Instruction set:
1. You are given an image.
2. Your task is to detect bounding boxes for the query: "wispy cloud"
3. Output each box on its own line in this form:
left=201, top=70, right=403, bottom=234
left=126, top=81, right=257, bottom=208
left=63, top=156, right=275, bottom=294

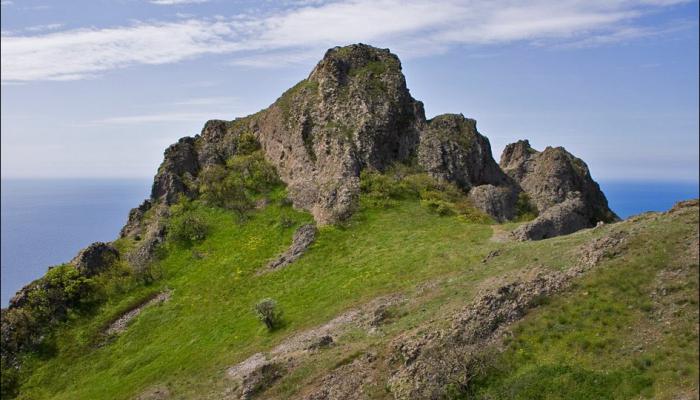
left=0, top=1, right=13, bottom=6
left=150, top=0, right=209, bottom=4
left=78, top=112, right=219, bottom=126
left=167, top=96, right=239, bottom=106
left=78, top=97, right=241, bottom=126
left=25, top=23, right=64, bottom=33
left=1, top=0, right=693, bottom=82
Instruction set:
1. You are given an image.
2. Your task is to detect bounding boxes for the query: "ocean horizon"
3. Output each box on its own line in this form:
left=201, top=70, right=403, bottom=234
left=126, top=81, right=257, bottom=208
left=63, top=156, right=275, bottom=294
left=1, top=178, right=697, bottom=306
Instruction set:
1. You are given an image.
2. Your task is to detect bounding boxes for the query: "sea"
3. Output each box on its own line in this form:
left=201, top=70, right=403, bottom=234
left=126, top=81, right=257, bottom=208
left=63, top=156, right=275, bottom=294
left=1, top=179, right=698, bottom=306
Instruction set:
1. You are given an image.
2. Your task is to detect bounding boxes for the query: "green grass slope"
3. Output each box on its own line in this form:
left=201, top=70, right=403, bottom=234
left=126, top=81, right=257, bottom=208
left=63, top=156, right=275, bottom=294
left=10, top=194, right=699, bottom=400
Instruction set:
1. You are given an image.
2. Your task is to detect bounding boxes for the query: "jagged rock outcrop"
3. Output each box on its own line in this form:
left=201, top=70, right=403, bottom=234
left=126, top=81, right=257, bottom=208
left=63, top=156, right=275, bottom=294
left=126, top=204, right=169, bottom=271
left=136, top=44, right=426, bottom=226
left=511, top=195, right=590, bottom=241
left=418, top=114, right=519, bottom=221
left=120, top=199, right=152, bottom=239
left=500, top=139, right=617, bottom=221
left=500, top=140, right=618, bottom=239
left=151, top=137, right=200, bottom=205
left=124, top=44, right=614, bottom=237
left=252, top=44, right=426, bottom=223
left=418, top=114, right=508, bottom=190
left=70, top=242, right=119, bottom=277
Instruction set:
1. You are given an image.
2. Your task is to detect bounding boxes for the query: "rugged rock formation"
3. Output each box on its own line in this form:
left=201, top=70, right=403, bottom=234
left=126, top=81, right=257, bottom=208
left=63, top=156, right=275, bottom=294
left=126, top=204, right=169, bottom=271
left=70, top=242, right=119, bottom=277
left=418, top=114, right=519, bottom=221
left=139, top=44, right=426, bottom=225
left=120, top=199, right=153, bottom=239
left=151, top=137, right=200, bottom=205
left=500, top=139, right=617, bottom=221
left=122, top=43, right=614, bottom=237
left=419, top=114, right=507, bottom=190
left=500, top=140, right=618, bottom=239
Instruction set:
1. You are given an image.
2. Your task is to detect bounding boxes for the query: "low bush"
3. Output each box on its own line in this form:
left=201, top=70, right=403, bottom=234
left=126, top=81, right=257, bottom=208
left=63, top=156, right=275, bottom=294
left=26, top=265, right=101, bottom=322
left=254, top=298, right=283, bottom=331
left=168, top=213, right=209, bottom=247
left=360, top=165, right=492, bottom=223
left=166, top=197, right=209, bottom=247
left=515, top=192, right=538, bottom=222
left=199, top=151, right=280, bottom=216
left=235, top=132, right=261, bottom=156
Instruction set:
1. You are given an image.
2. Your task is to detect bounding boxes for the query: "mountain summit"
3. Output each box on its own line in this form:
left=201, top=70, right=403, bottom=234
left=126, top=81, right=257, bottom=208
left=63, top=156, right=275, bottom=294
left=143, top=43, right=615, bottom=234
left=2, top=44, right=697, bottom=400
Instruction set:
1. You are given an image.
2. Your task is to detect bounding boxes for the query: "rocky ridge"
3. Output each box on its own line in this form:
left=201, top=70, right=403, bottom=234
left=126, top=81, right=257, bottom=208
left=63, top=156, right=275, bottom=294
left=1, top=44, right=623, bottom=399
left=126, top=43, right=614, bottom=242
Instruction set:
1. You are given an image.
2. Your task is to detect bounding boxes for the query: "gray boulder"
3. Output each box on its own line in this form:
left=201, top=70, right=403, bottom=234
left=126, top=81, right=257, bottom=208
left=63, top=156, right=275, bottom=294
left=418, top=114, right=509, bottom=190
left=70, top=242, right=119, bottom=277
left=467, top=184, right=519, bottom=222
left=500, top=139, right=618, bottom=224
left=511, top=195, right=590, bottom=241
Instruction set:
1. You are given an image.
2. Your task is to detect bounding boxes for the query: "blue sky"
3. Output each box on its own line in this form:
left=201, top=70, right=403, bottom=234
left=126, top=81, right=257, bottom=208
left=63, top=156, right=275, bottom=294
left=1, top=0, right=698, bottom=182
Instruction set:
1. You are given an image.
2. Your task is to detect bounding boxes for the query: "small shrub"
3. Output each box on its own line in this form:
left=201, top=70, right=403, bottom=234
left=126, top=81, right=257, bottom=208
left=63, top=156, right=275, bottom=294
left=276, top=214, right=295, bottom=229
left=27, top=265, right=100, bottom=322
left=515, top=192, right=538, bottom=222
left=199, top=164, right=252, bottom=214
left=360, top=170, right=400, bottom=208
left=254, top=298, right=283, bottom=331
left=167, top=212, right=208, bottom=247
left=235, top=132, right=261, bottom=155
left=0, top=358, right=20, bottom=399
left=454, top=199, right=494, bottom=224
left=199, top=151, right=280, bottom=216
left=420, top=197, right=455, bottom=216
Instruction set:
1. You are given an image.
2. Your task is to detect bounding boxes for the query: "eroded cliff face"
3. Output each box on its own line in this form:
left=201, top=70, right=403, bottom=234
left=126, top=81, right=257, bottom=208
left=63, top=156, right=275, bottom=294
left=138, top=43, right=615, bottom=235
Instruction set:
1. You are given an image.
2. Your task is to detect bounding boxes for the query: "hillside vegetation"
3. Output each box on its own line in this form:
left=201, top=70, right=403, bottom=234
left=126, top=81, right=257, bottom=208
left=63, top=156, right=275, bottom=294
left=1, top=43, right=697, bottom=400
left=6, top=183, right=698, bottom=399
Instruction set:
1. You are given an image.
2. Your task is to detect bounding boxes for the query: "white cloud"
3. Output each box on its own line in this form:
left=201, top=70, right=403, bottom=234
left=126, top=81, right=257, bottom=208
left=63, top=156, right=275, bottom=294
left=167, top=96, right=239, bottom=106
left=25, top=23, right=64, bottom=32
left=1, top=0, right=693, bottom=82
left=2, top=20, right=247, bottom=81
left=150, top=0, right=209, bottom=4
left=75, top=97, right=242, bottom=126
left=79, top=112, right=219, bottom=126
left=0, top=1, right=13, bottom=6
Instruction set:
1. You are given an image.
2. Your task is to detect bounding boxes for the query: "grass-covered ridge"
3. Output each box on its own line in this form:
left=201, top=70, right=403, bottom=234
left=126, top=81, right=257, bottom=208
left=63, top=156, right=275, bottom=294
left=13, top=191, right=496, bottom=399
left=5, top=165, right=698, bottom=399
left=469, top=208, right=699, bottom=399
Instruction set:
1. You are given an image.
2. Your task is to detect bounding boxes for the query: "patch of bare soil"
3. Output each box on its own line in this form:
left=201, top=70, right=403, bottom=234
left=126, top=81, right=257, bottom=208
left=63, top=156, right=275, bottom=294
left=106, top=291, right=172, bottom=336
left=223, top=294, right=405, bottom=399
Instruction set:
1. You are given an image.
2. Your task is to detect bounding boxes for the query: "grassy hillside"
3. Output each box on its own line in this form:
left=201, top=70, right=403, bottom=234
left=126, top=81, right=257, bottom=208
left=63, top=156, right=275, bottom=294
left=9, top=191, right=699, bottom=399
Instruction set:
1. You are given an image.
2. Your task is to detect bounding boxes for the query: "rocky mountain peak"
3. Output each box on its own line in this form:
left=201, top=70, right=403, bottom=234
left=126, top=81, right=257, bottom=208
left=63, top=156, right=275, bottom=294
left=500, top=139, right=535, bottom=172
left=137, top=43, right=616, bottom=238
left=308, top=44, right=403, bottom=84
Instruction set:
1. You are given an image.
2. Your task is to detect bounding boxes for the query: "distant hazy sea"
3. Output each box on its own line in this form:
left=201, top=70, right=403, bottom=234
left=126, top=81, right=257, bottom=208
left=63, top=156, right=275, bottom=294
left=1, top=179, right=151, bottom=306
left=1, top=179, right=698, bottom=306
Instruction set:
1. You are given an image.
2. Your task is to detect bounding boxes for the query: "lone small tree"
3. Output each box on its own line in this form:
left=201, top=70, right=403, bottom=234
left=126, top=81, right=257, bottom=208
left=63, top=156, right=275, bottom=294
left=254, top=298, right=282, bottom=331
